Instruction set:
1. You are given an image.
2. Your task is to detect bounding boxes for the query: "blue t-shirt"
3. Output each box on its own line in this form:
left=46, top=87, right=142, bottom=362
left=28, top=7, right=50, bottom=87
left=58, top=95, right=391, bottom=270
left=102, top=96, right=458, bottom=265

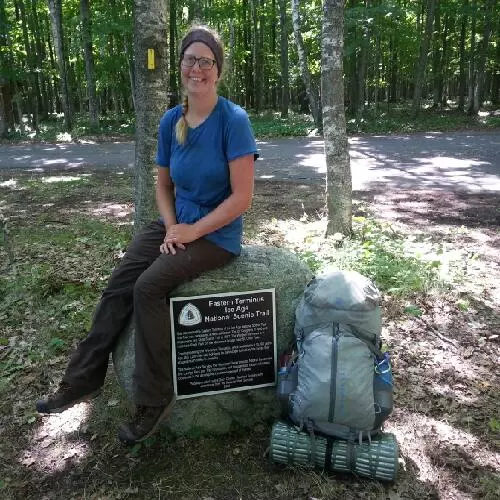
left=156, top=96, right=258, bottom=255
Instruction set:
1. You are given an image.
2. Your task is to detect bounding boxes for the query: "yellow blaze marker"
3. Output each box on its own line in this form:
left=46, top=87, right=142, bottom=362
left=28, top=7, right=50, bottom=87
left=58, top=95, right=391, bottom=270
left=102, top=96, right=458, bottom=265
left=148, top=49, right=155, bottom=69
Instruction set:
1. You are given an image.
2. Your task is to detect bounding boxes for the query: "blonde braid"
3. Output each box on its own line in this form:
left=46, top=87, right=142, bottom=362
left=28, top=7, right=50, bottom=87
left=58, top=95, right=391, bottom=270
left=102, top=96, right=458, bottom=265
left=175, top=94, right=189, bottom=145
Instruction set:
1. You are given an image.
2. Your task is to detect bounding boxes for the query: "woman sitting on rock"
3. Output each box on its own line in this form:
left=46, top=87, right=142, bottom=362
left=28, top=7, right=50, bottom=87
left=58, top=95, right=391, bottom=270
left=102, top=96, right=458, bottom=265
left=36, top=24, right=258, bottom=445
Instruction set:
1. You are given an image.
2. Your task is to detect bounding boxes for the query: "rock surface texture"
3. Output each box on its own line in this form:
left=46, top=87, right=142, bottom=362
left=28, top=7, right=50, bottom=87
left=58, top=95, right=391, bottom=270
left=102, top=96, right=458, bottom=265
left=112, top=245, right=312, bottom=435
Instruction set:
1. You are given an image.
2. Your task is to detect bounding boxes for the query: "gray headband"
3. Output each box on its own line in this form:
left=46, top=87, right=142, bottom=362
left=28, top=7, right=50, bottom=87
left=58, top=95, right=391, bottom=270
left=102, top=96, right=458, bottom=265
left=179, top=29, right=223, bottom=77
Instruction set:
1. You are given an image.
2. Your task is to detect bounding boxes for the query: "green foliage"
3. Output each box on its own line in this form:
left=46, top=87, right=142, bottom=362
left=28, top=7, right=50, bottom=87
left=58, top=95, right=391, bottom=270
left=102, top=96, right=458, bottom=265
left=2, top=0, right=499, bottom=141
left=3, top=113, right=135, bottom=142
left=249, top=112, right=315, bottom=138
left=6, top=104, right=498, bottom=143
left=48, top=337, right=65, bottom=351
left=478, top=474, right=500, bottom=500
left=346, top=106, right=500, bottom=135
left=403, top=305, right=423, bottom=317
left=298, top=217, right=465, bottom=298
left=488, top=418, right=500, bottom=433
left=456, top=299, right=470, bottom=312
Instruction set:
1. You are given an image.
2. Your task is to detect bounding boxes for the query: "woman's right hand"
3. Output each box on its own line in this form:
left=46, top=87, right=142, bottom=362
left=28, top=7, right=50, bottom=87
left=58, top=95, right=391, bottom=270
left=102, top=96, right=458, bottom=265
left=160, top=239, right=186, bottom=255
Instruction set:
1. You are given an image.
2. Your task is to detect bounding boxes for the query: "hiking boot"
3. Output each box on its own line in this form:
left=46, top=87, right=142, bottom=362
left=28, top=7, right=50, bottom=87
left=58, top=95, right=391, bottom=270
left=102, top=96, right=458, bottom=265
left=118, top=398, right=176, bottom=444
left=36, top=382, right=101, bottom=414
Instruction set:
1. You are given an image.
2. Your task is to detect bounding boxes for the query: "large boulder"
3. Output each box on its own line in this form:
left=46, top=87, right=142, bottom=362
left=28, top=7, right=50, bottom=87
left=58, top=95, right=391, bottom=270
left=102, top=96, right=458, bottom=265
left=112, top=245, right=311, bottom=435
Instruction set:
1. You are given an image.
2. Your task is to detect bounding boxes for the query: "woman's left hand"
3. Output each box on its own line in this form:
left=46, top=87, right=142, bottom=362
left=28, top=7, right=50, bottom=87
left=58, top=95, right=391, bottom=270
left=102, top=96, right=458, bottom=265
left=164, top=223, right=199, bottom=247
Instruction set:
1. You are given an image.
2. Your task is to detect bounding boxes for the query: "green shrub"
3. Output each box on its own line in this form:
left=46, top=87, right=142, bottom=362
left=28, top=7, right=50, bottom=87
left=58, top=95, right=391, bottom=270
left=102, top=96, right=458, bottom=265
left=298, top=217, right=464, bottom=297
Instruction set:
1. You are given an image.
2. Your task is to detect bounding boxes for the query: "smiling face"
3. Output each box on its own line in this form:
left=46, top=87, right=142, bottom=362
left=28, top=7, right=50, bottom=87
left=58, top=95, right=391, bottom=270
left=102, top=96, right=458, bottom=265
left=180, top=42, right=219, bottom=97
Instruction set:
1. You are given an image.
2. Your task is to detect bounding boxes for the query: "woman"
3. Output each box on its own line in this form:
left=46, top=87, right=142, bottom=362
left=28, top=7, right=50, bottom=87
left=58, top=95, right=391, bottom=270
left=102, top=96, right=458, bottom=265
left=36, top=25, right=258, bottom=445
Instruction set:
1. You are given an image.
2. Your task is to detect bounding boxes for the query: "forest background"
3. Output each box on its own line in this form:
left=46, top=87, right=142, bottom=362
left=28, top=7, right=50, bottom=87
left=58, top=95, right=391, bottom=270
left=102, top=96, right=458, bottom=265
left=0, top=0, right=499, bottom=138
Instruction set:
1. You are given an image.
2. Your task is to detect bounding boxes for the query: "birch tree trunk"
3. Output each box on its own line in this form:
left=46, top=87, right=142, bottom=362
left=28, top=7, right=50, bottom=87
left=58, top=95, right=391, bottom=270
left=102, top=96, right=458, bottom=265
left=17, top=0, right=39, bottom=132
left=47, top=0, right=72, bottom=131
left=291, top=0, right=322, bottom=132
left=322, top=0, right=352, bottom=236
left=80, top=0, right=99, bottom=131
left=412, top=0, right=436, bottom=116
left=133, top=0, right=168, bottom=230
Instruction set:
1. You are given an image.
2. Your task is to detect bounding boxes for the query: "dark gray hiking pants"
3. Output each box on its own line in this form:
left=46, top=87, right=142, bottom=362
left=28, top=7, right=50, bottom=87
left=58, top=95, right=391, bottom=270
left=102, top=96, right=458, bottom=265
left=62, top=220, right=234, bottom=406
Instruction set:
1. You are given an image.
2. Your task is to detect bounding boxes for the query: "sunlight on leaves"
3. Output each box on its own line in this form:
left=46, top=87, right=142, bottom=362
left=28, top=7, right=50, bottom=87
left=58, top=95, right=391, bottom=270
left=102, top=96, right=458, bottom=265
left=20, top=404, right=91, bottom=472
left=55, top=132, right=73, bottom=142
left=41, top=176, right=86, bottom=184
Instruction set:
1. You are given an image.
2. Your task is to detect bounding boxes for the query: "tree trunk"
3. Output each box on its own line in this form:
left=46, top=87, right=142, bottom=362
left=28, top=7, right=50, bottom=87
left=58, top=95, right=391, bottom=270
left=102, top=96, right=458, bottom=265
left=125, top=33, right=136, bottom=111
left=227, top=20, right=236, bottom=101
left=251, top=0, right=262, bottom=112
left=388, top=33, right=398, bottom=103
left=80, top=0, right=99, bottom=131
left=412, top=0, right=436, bottom=116
left=355, top=0, right=370, bottom=118
left=0, top=82, right=8, bottom=137
left=12, top=81, right=25, bottom=134
left=133, top=0, right=169, bottom=229
left=168, top=0, right=178, bottom=108
left=279, top=0, right=289, bottom=117
left=438, top=9, right=451, bottom=107
left=492, top=24, right=500, bottom=106
left=472, top=0, right=494, bottom=112
left=30, top=0, right=49, bottom=120
left=270, top=0, right=277, bottom=109
left=189, top=0, right=202, bottom=22
left=466, top=0, right=477, bottom=115
left=322, top=0, right=352, bottom=236
left=458, top=0, right=468, bottom=111
left=431, top=0, right=441, bottom=108
left=17, top=0, right=39, bottom=133
left=374, top=30, right=381, bottom=112
left=242, top=0, right=253, bottom=109
left=258, top=0, right=265, bottom=108
left=47, top=0, right=72, bottom=131
left=291, top=0, right=322, bottom=132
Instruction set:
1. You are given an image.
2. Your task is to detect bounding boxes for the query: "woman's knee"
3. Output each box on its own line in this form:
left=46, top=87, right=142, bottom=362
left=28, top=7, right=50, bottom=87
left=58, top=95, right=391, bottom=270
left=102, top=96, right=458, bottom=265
left=133, top=270, right=172, bottom=303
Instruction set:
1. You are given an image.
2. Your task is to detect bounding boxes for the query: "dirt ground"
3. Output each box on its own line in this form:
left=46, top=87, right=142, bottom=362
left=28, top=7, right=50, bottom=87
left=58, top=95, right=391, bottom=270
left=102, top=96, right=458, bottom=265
left=0, top=174, right=499, bottom=499
left=247, top=182, right=500, bottom=499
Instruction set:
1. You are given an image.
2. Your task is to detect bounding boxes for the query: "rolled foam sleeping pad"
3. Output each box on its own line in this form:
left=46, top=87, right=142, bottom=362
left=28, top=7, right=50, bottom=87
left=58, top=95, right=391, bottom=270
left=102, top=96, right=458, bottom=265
left=269, top=421, right=399, bottom=481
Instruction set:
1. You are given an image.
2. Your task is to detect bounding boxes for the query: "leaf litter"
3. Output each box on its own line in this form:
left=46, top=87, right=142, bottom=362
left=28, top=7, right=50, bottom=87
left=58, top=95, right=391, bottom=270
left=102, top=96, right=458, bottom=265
left=0, top=169, right=499, bottom=499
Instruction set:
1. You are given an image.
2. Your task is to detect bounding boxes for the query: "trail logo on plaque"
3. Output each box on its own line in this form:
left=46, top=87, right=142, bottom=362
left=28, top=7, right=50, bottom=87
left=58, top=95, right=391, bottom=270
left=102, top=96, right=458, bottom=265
left=170, top=289, right=276, bottom=399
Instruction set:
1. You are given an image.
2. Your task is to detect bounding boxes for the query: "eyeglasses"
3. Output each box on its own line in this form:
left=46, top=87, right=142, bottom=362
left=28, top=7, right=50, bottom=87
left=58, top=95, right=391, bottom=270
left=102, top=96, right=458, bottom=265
left=181, top=55, right=216, bottom=70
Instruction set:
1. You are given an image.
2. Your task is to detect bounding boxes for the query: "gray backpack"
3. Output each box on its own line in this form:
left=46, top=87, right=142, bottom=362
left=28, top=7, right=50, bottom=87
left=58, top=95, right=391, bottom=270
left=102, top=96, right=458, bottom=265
left=278, top=270, right=393, bottom=442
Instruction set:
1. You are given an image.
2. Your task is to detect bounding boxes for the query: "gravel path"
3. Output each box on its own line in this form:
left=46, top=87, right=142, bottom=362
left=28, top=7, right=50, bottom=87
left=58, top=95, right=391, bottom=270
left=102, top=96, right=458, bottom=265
left=1, top=130, right=499, bottom=192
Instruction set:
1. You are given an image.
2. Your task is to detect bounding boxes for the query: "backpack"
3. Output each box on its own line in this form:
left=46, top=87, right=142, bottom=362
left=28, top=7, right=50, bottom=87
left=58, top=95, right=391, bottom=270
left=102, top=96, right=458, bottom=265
left=278, top=270, right=393, bottom=442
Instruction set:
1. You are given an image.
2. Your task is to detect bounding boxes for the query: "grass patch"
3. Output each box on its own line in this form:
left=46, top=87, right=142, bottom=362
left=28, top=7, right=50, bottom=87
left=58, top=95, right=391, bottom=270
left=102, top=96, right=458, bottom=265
left=346, top=106, right=500, bottom=134
left=3, top=103, right=498, bottom=144
left=2, top=113, right=135, bottom=143
left=0, top=173, right=133, bottom=396
left=248, top=111, right=316, bottom=138
left=249, top=214, right=466, bottom=300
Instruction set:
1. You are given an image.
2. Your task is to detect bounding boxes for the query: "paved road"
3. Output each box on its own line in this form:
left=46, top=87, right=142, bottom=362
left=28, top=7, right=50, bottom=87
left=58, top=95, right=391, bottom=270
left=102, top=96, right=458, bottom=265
left=1, top=130, right=499, bottom=192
